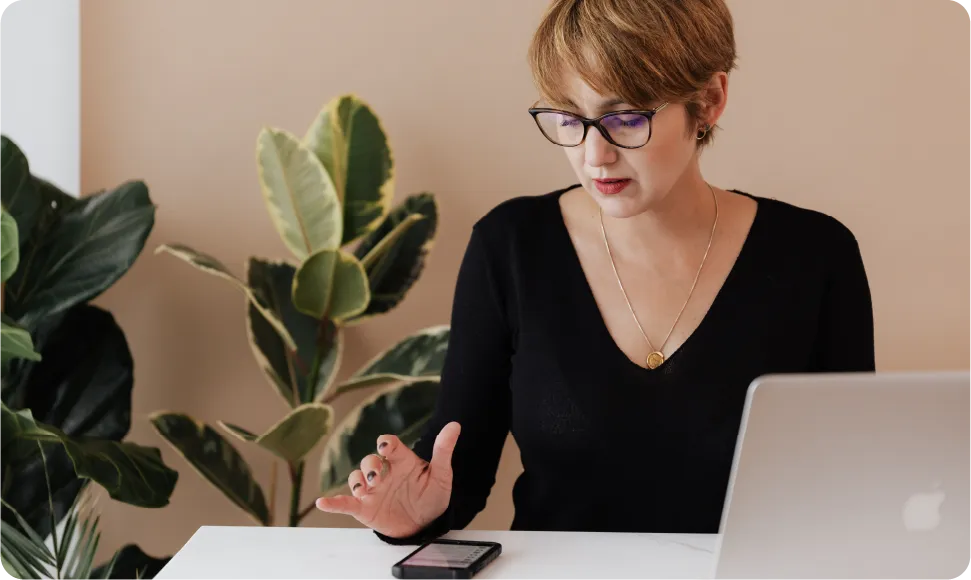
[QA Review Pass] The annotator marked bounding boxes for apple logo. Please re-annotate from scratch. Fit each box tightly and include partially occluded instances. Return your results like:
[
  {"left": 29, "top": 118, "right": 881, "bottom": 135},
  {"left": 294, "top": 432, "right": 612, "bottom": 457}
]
[{"left": 902, "top": 482, "right": 946, "bottom": 532}]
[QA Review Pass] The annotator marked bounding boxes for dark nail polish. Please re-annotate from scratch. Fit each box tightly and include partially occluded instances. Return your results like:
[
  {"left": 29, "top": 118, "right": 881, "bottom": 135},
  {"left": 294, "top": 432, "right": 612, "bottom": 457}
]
[
  {"left": 378, "top": 442, "right": 388, "bottom": 451},
  {"left": 367, "top": 471, "right": 376, "bottom": 482},
  {"left": 352, "top": 483, "right": 362, "bottom": 491}
]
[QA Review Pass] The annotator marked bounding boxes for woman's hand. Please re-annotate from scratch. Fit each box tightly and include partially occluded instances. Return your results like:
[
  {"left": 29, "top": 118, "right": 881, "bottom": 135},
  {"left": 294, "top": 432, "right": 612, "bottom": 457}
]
[{"left": 315, "top": 422, "right": 461, "bottom": 539}]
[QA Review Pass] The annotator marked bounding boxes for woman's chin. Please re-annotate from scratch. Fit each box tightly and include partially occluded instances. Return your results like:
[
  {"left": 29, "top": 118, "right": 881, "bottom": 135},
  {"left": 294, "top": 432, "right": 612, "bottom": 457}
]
[{"left": 589, "top": 186, "right": 656, "bottom": 219}]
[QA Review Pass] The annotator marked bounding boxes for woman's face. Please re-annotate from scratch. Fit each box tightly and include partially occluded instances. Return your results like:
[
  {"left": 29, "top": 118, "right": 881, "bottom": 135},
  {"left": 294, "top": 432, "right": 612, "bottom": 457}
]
[{"left": 555, "top": 74, "right": 716, "bottom": 218}]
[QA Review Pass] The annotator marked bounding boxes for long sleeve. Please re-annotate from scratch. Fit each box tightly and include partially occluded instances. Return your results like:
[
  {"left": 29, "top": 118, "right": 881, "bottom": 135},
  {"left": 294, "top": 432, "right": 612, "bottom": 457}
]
[
  {"left": 810, "top": 224, "right": 876, "bottom": 372},
  {"left": 375, "top": 224, "right": 514, "bottom": 544}
]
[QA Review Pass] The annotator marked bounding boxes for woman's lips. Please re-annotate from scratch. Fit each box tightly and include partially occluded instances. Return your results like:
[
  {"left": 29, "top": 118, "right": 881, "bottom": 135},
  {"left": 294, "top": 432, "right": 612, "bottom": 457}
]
[{"left": 593, "top": 178, "right": 631, "bottom": 195}]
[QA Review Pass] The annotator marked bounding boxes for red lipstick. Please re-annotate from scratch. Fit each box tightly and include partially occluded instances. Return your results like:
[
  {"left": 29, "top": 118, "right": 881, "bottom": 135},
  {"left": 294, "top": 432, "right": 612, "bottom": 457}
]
[{"left": 593, "top": 178, "right": 631, "bottom": 195}]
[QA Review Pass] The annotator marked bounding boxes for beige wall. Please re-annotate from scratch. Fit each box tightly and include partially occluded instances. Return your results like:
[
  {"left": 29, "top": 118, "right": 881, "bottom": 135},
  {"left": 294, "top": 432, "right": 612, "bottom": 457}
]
[{"left": 80, "top": 0, "right": 968, "bottom": 563}]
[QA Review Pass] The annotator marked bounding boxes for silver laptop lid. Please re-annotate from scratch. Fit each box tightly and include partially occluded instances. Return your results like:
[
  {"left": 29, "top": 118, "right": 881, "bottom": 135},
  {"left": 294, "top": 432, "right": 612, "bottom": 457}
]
[{"left": 713, "top": 371, "right": 969, "bottom": 579}]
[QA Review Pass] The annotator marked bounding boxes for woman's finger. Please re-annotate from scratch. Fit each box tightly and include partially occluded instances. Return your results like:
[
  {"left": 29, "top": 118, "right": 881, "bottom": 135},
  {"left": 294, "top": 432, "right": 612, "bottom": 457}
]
[
  {"left": 376, "top": 434, "right": 410, "bottom": 464},
  {"left": 315, "top": 494, "right": 361, "bottom": 517},
  {"left": 430, "top": 422, "right": 461, "bottom": 476},
  {"left": 359, "top": 454, "right": 384, "bottom": 487},
  {"left": 348, "top": 470, "right": 367, "bottom": 497}
]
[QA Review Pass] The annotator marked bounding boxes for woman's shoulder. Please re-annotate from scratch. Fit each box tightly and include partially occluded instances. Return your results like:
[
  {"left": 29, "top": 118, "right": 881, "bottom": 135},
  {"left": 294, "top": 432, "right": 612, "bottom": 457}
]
[
  {"left": 471, "top": 183, "right": 579, "bottom": 241},
  {"left": 736, "top": 190, "right": 862, "bottom": 253}
]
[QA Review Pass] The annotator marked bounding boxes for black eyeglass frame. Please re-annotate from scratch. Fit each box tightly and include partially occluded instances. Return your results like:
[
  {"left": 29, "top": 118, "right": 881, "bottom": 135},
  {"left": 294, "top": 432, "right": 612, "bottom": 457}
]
[{"left": 527, "top": 102, "right": 670, "bottom": 149}]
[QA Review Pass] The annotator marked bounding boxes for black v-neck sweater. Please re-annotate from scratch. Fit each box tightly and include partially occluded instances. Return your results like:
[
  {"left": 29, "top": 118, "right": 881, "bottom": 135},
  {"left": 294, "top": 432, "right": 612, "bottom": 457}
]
[{"left": 381, "top": 184, "right": 875, "bottom": 544}]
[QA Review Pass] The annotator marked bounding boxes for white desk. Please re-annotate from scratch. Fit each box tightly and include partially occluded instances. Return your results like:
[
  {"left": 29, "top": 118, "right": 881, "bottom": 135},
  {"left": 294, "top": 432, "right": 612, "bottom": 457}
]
[{"left": 155, "top": 526, "right": 717, "bottom": 579}]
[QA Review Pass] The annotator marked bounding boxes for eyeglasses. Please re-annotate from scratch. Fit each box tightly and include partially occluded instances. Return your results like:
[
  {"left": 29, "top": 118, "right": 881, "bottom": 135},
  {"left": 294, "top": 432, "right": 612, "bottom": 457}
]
[{"left": 528, "top": 102, "right": 669, "bottom": 149}]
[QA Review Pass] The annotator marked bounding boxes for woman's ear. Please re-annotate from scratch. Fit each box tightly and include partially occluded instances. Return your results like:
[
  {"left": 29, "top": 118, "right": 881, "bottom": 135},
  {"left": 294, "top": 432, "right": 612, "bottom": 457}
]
[{"left": 701, "top": 71, "right": 730, "bottom": 128}]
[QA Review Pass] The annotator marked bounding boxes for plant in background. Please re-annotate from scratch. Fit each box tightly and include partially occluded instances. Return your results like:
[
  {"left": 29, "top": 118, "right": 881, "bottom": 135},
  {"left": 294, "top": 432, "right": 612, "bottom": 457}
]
[
  {"left": 0, "top": 136, "right": 179, "bottom": 579},
  {"left": 149, "top": 94, "right": 449, "bottom": 528}
]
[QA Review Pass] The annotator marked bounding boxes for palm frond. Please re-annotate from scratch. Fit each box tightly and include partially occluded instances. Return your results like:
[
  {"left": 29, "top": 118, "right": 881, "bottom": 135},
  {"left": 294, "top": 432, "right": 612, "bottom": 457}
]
[
  {"left": 1, "top": 511, "right": 55, "bottom": 579},
  {"left": 61, "top": 484, "right": 103, "bottom": 579},
  {"left": 0, "top": 442, "right": 105, "bottom": 580}
]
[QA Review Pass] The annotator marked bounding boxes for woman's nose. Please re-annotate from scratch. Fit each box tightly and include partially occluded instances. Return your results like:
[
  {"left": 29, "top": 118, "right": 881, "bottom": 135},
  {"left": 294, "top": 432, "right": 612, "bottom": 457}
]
[{"left": 584, "top": 126, "right": 616, "bottom": 168}]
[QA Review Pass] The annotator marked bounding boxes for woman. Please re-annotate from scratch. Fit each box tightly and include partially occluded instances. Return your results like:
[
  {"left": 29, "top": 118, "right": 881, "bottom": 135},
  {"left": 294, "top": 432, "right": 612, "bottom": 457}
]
[{"left": 316, "top": 0, "right": 874, "bottom": 542}]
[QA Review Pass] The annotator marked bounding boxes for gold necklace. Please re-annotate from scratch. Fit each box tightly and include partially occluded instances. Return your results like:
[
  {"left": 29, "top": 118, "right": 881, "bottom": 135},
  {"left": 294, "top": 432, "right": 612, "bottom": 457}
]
[{"left": 599, "top": 183, "right": 719, "bottom": 370}]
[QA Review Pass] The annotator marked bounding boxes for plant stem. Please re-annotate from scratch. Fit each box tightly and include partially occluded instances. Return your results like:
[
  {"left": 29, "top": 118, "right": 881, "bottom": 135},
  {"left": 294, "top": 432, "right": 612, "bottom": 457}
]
[
  {"left": 305, "top": 351, "right": 322, "bottom": 403},
  {"left": 305, "top": 315, "right": 336, "bottom": 402},
  {"left": 288, "top": 462, "right": 305, "bottom": 527},
  {"left": 297, "top": 501, "right": 317, "bottom": 524},
  {"left": 267, "top": 461, "right": 278, "bottom": 526}
]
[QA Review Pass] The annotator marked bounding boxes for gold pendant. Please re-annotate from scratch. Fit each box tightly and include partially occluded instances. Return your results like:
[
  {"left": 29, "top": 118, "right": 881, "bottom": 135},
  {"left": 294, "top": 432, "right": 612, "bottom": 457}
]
[{"left": 646, "top": 351, "right": 665, "bottom": 370}]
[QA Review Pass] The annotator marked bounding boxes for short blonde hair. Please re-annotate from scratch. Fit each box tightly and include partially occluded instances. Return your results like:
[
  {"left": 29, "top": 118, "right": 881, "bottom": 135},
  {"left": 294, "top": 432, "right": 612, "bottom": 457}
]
[{"left": 527, "top": 0, "right": 738, "bottom": 146}]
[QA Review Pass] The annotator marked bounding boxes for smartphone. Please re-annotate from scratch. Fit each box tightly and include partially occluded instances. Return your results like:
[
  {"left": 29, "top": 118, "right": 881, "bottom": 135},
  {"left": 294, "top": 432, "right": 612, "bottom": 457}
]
[{"left": 391, "top": 539, "right": 502, "bottom": 579}]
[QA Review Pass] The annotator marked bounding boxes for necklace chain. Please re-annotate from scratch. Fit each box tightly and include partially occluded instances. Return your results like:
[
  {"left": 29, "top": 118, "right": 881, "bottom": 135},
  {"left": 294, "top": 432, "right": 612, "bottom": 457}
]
[{"left": 599, "top": 183, "right": 719, "bottom": 369}]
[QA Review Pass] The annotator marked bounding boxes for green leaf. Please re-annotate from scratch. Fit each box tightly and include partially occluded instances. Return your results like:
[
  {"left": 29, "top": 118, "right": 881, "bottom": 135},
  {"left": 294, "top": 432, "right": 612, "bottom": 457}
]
[
  {"left": 219, "top": 402, "right": 334, "bottom": 463},
  {"left": 334, "top": 325, "right": 449, "bottom": 396},
  {"left": 2, "top": 304, "right": 134, "bottom": 539},
  {"left": 304, "top": 94, "right": 394, "bottom": 245},
  {"left": 0, "top": 315, "right": 41, "bottom": 365},
  {"left": 349, "top": 193, "right": 438, "bottom": 323},
  {"left": 60, "top": 494, "right": 102, "bottom": 580},
  {"left": 1, "top": 513, "right": 56, "bottom": 579},
  {"left": 1, "top": 208, "right": 19, "bottom": 282},
  {"left": 2, "top": 403, "right": 178, "bottom": 509},
  {"left": 3, "top": 179, "right": 155, "bottom": 330},
  {"left": 155, "top": 243, "right": 297, "bottom": 351},
  {"left": 0, "top": 494, "right": 56, "bottom": 580},
  {"left": 149, "top": 412, "right": 269, "bottom": 525},
  {"left": 257, "top": 127, "right": 341, "bottom": 259},
  {"left": 292, "top": 249, "right": 369, "bottom": 322},
  {"left": 0, "top": 135, "right": 41, "bottom": 249},
  {"left": 1, "top": 498, "right": 53, "bottom": 566},
  {"left": 319, "top": 380, "right": 440, "bottom": 494},
  {"left": 358, "top": 213, "right": 425, "bottom": 271},
  {"left": 245, "top": 258, "right": 342, "bottom": 406},
  {"left": 92, "top": 544, "right": 170, "bottom": 579}
]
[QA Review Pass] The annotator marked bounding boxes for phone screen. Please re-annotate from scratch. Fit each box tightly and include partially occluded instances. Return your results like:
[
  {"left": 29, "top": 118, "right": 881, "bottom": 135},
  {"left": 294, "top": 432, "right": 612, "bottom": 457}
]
[{"left": 401, "top": 542, "right": 493, "bottom": 569}]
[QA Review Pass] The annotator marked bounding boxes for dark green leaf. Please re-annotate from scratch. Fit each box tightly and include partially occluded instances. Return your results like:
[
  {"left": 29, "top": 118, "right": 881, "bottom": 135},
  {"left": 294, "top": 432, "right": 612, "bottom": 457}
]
[
  {"left": 350, "top": 193, "right": 437, "bottom": 322},
  {"left": 357, "top": 213, "right": 424, "bottom": 271},
  {"left": 3, "top": 403, "right": 178, "bottom": 509},
  {"left": 93, "top": 544, "right": 170, "bottom": 580},
  {"left": 304, "top": 95, "right": 395, "bottom": 245},
  {"left": 0, "top": 135, "right": 41, "bottom": 249},
  {"left": 1, "top": 443, "right": 84, "bottom": 545},
  {"left": 1, "top": 304, "right": 135, "bottom": 538},
  {"left": 3, "top": 179, "right": 155, "bottom": 329},
  {"left": 319, "top": 380, "right": 440, "bottom": 493},
  {"left": 149, "top": 413, "right": 269, "bottom": 525},
  {"left": 335, "top": 325, "right": 448, "bottom": 396},
  {"left": 219, "top": 403, "right": 334, "bottom": 463},
  {"left": 156, "top": 244, "right": 297, "bottom": 351},
  {"left": 246, "top": 258, "right": 342, "bottom": 405}
]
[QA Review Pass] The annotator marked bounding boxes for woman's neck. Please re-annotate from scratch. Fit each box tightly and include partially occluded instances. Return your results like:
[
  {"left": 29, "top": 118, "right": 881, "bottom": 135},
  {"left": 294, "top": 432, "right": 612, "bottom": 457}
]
[{"left": 601, "top": 165, "right": 718, "bottom": 262}]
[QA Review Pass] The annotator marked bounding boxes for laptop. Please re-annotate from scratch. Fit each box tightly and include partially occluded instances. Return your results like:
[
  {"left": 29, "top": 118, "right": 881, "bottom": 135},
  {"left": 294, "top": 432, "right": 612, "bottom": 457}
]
[{"left": 712, "top": 371, "right": 970, "bottom": 578}]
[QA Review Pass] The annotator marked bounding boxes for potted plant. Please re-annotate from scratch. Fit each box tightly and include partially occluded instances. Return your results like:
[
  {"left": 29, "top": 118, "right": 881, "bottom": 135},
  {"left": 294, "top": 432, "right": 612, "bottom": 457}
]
[
  {"left": 150, "top": 94, "right": 449, "bottom": 528},
  {"left": 1, "top": 136, "right": 178, "bottom": 579}
]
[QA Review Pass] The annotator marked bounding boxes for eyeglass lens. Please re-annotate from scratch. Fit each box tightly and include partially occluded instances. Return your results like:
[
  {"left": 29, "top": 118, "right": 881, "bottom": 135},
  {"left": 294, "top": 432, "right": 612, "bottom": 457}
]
[{"left": 534, "top": 111, "right": 651, "bottom": 147}]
